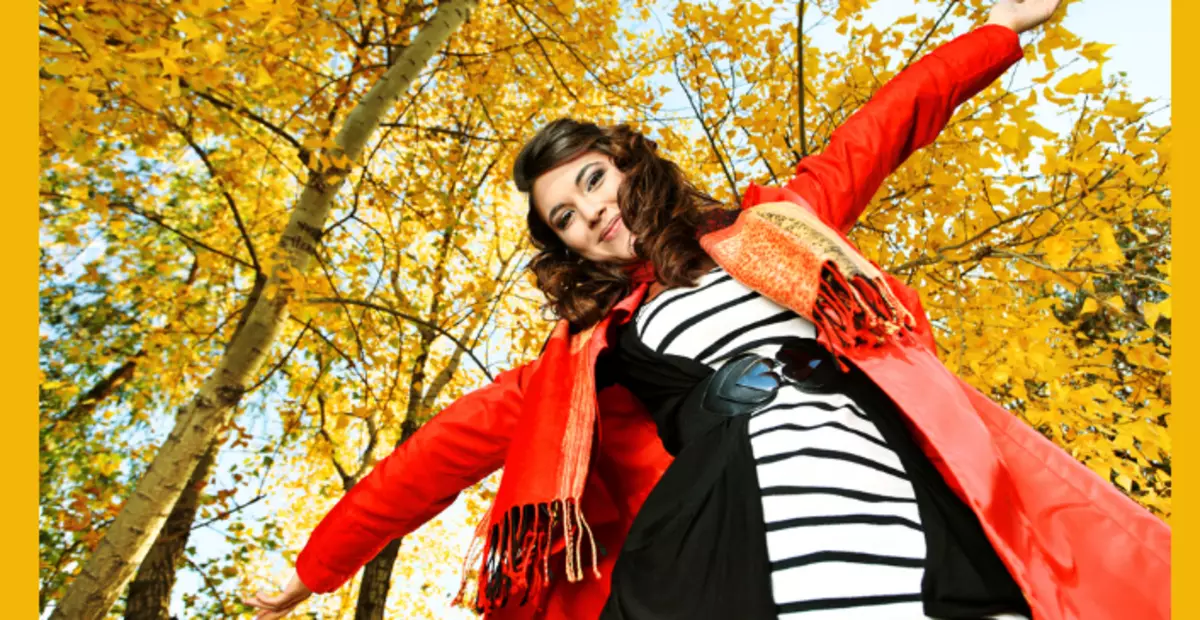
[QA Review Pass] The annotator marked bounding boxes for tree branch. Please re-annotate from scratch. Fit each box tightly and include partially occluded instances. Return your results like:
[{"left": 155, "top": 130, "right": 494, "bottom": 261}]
[
  {"left": 245, "top": 321, "right": 311, "bottom": 393},
  {"left": 306, "top": 297, "right": 495, "bottom": 381},
  {"left": 797, "top": 0, "right": 808, "bottom": 157},
  {"left": 188, "top": 494, "right": 267, "bottom": 532},
  {"left": 901, "top": 0, "right": 961, "bottom": 73},
  {"left": 170, "top": 121, "right": 263, "bottom": 273},
  {"left": 507, "top": 2, "right": 578, "bottom": 101},
  {"left": 181, "top": 556, "right": 233, "bottom": 619},
  {"left": 673, "top": 54, "right": 739, "bottom": 202},
  {"left": 98, "top": 199, "right": 254, "bottom": 269},
  {"left": 379, "top": 121, "right": 513, "bottom": 143},
  {"left": 182, "top": 80, "right": 307, "bottom": 156},
  {"left": 316, "top": 395, "right": 355, "bottom": 490}
]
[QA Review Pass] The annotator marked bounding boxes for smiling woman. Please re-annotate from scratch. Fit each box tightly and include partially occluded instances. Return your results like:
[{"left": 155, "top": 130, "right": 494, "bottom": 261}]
[
  {"left": 514, "top": 119, "right": 725, "bottom": 327},
  {"left": 249, "top": 1, "right": 1171, "bottom": 619}
]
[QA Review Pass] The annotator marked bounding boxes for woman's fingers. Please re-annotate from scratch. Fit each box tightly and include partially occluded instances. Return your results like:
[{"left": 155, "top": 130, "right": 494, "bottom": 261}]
[
  {"left": 244, "top": 590, "right": 286, "bottom": 610},
  {"left": 987, "top": 0, "right": 1064, "bottom": 34},
  {"left": 244, "top": 573, "right": 312, "bottom": 618},
  {"left": 244, "top": 590, "right": 299, "bottom": 613},
  {"left": 246, "top": 594, "right": 298, "bottom": 620}
]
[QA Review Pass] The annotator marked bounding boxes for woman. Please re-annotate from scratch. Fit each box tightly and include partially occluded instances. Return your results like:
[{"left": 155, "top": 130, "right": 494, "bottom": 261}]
[{"left": 247, "top": 1, "right": 1170, "bottom": 618}]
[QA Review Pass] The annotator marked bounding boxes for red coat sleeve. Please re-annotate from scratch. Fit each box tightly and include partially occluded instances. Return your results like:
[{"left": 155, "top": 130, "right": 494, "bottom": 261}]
[
  {"left": 294, "top": 360, "right": 537, "bottom": 593},
  {"left": 783, "top": 24, "right": 1024, "bottom": 235}
]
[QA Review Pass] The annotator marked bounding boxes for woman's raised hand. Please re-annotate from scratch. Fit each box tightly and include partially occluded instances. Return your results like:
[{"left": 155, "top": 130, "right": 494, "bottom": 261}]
[
  {"left": 985, "top": 0, "right": 1064, "bottom": 34},
  {"left": 243, "top": 573, "right": 313, "bottom": 619}
]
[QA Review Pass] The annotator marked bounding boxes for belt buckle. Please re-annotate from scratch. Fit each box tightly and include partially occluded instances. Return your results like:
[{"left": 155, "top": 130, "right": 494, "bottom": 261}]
[{"left": 701, "top": 353, "right": 781, "bottom": 417}]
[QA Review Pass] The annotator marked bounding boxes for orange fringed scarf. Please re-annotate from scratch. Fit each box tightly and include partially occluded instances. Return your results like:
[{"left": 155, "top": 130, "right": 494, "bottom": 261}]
[
  {"left": 701, "top": 185, "right": 917, "bottom": 366},
  {"left": 457, "top": 191, "right": 916, "bottom": 612}
]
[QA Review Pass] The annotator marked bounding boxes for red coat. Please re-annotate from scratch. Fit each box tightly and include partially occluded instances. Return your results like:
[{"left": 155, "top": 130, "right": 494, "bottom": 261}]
[{"left": 296, "top": 25, "right": 1170, "bottom": 620}]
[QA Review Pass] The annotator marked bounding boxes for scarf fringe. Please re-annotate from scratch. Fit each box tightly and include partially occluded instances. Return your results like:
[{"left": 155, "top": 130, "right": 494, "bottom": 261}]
[
  {"left": 454, "top": 499, "right": 599, "bottom": 613},
  {"left": 814, "top": 260, "right": 916, "bottom": 370}
]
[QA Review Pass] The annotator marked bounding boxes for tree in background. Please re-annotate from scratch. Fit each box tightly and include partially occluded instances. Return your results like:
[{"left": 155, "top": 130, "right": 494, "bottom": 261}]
[{"left": 39, "top": 0, "right": 658, "bottom": 616}]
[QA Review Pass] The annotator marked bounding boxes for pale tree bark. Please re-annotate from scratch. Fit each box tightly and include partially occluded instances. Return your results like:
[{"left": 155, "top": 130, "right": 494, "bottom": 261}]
[
  {"left": 120, "top": 278, "right": 266, "bottom": 619},
  {"left": 121, "top": 444, "right": 218, "bottom": 620},
  {"left": 48, "top": 2, "right": 479, "bottom": 617}
]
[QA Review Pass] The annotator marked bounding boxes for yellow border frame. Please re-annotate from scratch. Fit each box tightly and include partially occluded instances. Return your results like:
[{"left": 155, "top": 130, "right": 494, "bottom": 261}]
[
  {"left": 15, "top": 0, "right": 36, "bottom": 614},
  {"left": 1172, "top": 1, "right": 1192, "bottom": 616}
]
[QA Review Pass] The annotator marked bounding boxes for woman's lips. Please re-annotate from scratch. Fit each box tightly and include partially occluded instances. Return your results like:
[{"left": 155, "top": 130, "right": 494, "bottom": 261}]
[{"left": 602, "top": 218, "right": 623, "bottom": 242}]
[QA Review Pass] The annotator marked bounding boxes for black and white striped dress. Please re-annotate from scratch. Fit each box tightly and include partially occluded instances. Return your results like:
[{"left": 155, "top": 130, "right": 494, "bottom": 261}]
[{"left": 600, "top": 266, "right": 1029, "bottom": 620}]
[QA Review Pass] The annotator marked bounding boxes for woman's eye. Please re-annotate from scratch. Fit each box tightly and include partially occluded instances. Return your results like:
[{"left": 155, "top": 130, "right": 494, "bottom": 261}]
[
  {"left": 557, "top": 210, "right": 573, "bottom": 229},
  {"left": 587, "top": 169, "right": 604, "bottom": 191}
]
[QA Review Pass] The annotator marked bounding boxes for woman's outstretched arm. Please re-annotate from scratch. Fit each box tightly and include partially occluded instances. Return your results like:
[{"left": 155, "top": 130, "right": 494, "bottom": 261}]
[
  {"left": 245, "top": 360, "right": 537, "bottom": 618},
  {"left": 784, "top": 0, "right": 1062, "bottom": 235}
]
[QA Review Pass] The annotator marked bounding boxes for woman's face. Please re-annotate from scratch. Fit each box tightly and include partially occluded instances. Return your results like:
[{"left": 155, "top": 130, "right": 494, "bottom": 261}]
[{"left": 531, "top": 151, "right": 637, "bottom": 264}]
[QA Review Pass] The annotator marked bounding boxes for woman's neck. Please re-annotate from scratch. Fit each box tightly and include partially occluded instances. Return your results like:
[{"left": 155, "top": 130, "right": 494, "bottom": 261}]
[{"left": 644, "top": 256, "right": 717, "bottom": 303}]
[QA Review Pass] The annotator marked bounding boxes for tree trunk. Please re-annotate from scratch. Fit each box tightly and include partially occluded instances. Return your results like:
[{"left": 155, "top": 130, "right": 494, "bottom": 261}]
[
  {"left": 48, "top": 3, "right": 479, "bottom": 617},
  {"left": 122, "top": 445, "right": 219, "bottom": 620},
  {"left": 352, "top": 538, "right": 404, "bottom": 620},
  {"left": 351, "top": 418, "right": 420, "bottom": 619}
]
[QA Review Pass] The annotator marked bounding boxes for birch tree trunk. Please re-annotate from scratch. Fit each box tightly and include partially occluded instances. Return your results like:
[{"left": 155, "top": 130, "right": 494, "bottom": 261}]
[
  {"left": 48, "top": 2, "right": 479, "bottom": 617},
  {"left": 121, "top": 445, "right": 218, "bottom": 620}
]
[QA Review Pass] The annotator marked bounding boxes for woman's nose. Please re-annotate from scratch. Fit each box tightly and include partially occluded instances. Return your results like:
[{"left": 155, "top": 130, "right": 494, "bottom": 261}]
[{"left": 580, "top": 201, "right": 607, "bottom": 227}]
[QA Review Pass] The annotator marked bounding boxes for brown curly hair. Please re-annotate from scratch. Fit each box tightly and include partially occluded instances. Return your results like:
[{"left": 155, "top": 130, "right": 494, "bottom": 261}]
[{"left": 515, "top": 118, "right": 728, "bottom": 330}]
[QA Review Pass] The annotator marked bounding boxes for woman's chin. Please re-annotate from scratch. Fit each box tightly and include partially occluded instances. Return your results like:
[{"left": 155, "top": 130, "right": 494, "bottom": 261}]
[
  {"left": 593, "top": 232, "right": 638, "bottom": 264},
  {"left": 622, "top": 232, "right": 639, "bottom": 261},
  {"left": 614, "top": 244, "right": 639, "bottom": 263}
]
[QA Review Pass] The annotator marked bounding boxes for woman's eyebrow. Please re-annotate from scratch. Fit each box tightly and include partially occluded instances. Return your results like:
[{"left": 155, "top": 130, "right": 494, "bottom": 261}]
[{"left": 574, "top": 162, "right": 596, "bottom": 189}]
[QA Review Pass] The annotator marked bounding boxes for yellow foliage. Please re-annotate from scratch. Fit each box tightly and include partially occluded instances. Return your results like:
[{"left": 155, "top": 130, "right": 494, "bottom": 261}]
[{"left": 1055, "top": 66, "right": 1104, "bottom": 95}]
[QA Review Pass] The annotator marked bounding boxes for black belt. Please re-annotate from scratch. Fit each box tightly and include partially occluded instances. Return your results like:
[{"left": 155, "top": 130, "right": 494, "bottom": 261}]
[{"left": 699, "top": 337, "right": 841, "bottom": 419}]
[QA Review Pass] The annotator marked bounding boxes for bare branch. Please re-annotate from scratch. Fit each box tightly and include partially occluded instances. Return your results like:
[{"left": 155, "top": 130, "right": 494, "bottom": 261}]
[
  {"left": 306, "top": 296, "right": 495, "bottom": 381},
  {"left": 797, "top": 0, "right": 808, "bottom": 157},
  {"left": 245, "top": 321, "right": 311, "bottom": 393},
  {"left": 316, "top": 395, "right": 355, "bottom": 490},
  {"left": 673, "top": 55, "right": 739, "bottom": 202},
  {"left": 182, "top": 80, "right": 307, "bottom": 156},
  {"left": 507, "top": 2, "right": 578, "bottom": 101},
  {"left": 99, "top": 199, "right": 254, "bottom": 269},
  {"left": 379, "top": 121, "right": 514, "bottom": 143},
  {"left": 181, "top": 556, "right": 234, "bottom": 619},
  {"left": 901, "top": 0, "right": 962, "bottom": 73},
  {"left": 169, "top": 121, "right": 263, "bottom": 273}
]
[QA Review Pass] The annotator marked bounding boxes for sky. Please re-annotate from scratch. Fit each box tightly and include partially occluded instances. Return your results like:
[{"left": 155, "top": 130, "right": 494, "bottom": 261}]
[
  {"left": 152, "top": 0, "right": 1171, "bottom": 617},
  {"left": 851, "top": 0, "right": 1170, "bottom": 112},
  {"left": 1044, "top": 0, "right": 1170, "bottom": 103}
]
